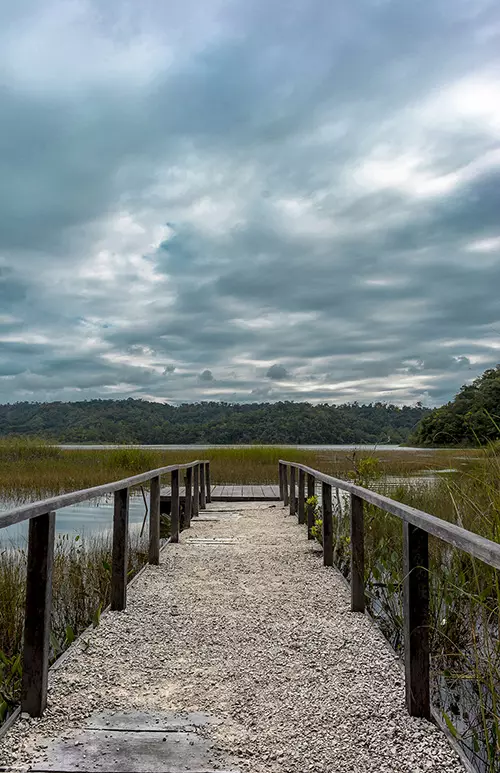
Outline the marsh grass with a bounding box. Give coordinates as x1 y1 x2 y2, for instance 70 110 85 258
0 436 479 499
0 530 147 722
0 436 496 764
317 456 500 772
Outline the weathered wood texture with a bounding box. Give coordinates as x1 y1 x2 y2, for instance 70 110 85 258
278 460 500 570
170 469 180 543
0 461 209 529
278 462 284 500
403 523 430 719
283 465 289 507
307 473 315 540
199 463 206 510
289 466 296 516
298 469 305 525
111 488 129 611
205 462 212 504
148 475 161 565
21 511 56 717
192 464 199 518
184 467 193 528
322 482 333 567
350 493 365 613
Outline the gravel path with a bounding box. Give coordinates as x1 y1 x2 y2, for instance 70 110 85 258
0 503 465 773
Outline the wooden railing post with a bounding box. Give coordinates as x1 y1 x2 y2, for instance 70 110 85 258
171 469 180 543
205 462 211 503
200 463 206 510
185 466 193 528
322 482 333 566
111 487 129 611
289 466 296 516
192 464 200 518
278 462 284 500
283 465 289 507
350 494 365 612
21 510 56 717
307 473 315 539
403 522 430 719
148 475 161 565
298 468 305 524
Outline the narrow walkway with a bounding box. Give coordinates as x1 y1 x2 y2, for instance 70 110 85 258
1 503 464 773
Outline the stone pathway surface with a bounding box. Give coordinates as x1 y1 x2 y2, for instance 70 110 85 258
0 503 464 773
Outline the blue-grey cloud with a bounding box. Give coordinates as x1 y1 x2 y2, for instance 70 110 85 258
266 365 289 381
0 0 499 407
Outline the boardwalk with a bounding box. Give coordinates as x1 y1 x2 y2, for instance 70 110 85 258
160 484 280 502
1 501 464 773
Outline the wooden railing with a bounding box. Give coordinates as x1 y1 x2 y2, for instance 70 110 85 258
0 460 211 718
278 460 500 721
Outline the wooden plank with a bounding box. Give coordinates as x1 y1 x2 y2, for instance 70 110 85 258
21 511 55 717
0 461 209 529
192 464 199 518
111 488 129 611
199 464 206 509
298 469 305 525
283 465 289 507
148 476 161 565
278 461 500 570
171 470 180 543
307 473 315 540
350 493 365 612
289 466 296 516
403 523 430 719
185 467 193 528
278 462 284 500
31 728 215 772
205 462 212 504
86 710 215 731
322 482 333 567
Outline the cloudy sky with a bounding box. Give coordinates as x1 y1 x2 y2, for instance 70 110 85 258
1 0 500 407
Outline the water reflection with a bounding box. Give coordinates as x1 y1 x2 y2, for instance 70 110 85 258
0 494 149 547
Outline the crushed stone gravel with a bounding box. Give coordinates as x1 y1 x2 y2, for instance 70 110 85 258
0 502 465 773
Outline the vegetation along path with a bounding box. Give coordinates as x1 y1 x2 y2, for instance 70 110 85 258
1 502 465 773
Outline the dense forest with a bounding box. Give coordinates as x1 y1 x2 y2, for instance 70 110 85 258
0 400 429 445
410 365 500 446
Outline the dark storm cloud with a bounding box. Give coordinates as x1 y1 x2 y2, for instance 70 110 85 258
1 0 500 406
266 365 289 381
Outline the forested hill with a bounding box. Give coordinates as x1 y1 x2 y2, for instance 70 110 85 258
0 400 428 444
410 365 500 447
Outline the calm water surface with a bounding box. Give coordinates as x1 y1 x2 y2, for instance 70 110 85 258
0 494 149 547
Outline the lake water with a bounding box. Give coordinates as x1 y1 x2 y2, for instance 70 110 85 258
59 443 422 451
0 494 149 548
0 444 454 548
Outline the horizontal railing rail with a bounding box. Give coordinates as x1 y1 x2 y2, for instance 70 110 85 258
0 460 208 528
0 459 211 720
279 461 500 569
278 459 500 723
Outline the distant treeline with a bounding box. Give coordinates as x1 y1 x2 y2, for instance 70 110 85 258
0 399 429 445
410 365 500 447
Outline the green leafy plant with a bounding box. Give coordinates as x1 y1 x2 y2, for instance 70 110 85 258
307 495 323 544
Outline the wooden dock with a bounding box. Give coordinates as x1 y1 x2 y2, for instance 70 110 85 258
160 484 280 502
2 457 498 771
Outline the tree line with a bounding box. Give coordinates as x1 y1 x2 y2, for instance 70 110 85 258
0 399 429 445
410 365 500 447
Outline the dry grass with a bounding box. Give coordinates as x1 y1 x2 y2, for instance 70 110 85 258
0 437 480 500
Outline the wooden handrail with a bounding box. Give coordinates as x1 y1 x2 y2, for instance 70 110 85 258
278 459 500 724
0 459 209 718
279 460 500 570
0 460 209 529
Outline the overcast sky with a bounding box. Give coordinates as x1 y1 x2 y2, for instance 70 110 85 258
1 0 500 407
